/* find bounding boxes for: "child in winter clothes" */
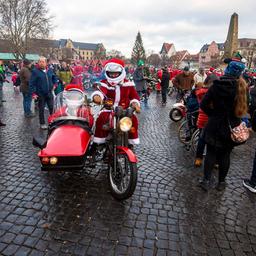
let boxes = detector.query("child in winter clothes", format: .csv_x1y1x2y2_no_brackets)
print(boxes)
194,83,209,167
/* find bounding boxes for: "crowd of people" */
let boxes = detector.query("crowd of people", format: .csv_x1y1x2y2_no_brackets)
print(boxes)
1,55,256,193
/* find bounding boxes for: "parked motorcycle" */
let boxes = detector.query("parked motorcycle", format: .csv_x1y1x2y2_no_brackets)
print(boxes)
169,101,186,122
169,89,189,122
33,87,138,200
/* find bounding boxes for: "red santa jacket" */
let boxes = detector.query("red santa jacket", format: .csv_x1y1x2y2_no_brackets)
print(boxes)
195,87,209,129
91,79,140,109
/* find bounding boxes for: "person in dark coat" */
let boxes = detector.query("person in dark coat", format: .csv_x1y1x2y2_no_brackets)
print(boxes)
20,59,33,117
29,57,58,129
133,60,147,98
160,66,170,106
198,60,247,191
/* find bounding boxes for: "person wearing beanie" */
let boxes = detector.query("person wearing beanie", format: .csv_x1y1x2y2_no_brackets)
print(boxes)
133,59,148,101
198,60,247,191
173,66,194,102
160,66,170,106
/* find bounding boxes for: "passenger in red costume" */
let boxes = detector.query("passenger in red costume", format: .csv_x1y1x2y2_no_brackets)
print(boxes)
48,84,94,128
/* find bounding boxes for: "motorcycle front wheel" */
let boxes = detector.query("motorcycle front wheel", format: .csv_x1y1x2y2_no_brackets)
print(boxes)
108,153,137,200
169,108,183,122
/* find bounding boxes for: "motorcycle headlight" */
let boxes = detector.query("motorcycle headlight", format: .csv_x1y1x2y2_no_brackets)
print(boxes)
119,117,132,132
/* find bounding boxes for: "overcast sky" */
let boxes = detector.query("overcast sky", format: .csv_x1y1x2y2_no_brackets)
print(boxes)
46,0,256,57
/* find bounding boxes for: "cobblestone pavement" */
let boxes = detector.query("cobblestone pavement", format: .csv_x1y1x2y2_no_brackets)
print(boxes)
1,83,256,256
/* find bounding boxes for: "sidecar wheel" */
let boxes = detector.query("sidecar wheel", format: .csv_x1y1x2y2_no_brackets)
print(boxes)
108,154,137,200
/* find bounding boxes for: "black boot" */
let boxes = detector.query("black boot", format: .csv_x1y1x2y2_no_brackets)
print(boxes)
198,178,210,191
0,121,6,127
87,143,98,167
216,181,226,191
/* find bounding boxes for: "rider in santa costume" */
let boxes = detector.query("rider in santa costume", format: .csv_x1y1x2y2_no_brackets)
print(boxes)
92,58,141,145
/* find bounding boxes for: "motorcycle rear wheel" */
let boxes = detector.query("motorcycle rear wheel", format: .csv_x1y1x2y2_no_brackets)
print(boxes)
108,153,137,200
169,108,183,122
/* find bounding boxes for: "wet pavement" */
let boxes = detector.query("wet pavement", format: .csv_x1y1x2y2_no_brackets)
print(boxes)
0,83,256,256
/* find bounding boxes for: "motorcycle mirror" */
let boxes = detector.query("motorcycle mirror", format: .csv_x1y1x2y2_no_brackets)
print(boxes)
32,136,47,149
115,106,124,117
93,82,101,89
126,107,134,117
92,83,99,90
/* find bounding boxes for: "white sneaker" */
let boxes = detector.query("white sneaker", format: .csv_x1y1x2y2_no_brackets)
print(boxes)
40,124,48,130
243,179,256,193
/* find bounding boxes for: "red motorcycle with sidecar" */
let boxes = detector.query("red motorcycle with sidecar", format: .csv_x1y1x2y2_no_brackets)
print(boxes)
33,87,138,200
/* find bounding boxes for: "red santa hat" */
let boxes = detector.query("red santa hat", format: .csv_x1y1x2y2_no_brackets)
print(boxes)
104,58,125,68
65,84,84,92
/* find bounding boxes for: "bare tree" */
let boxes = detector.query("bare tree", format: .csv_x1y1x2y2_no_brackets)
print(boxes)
147,53,161,67
106,49,123,59
170,55,181,68
204,54,223,68
0,0,53,59
94,44,106,60
247,49,256,69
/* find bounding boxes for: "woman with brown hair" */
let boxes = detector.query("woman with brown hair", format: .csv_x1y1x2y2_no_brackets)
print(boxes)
198,60,247,191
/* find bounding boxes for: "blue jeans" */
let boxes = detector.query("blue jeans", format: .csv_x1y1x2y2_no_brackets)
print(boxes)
22,93,32,115
196,128,206,158
38,93,54,124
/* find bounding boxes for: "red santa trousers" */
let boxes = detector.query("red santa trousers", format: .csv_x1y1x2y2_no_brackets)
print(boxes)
93,110,139,145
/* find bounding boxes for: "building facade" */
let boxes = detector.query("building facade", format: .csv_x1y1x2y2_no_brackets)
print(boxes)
0,38,106,62
199,38,256,68
238,38,256,68
160,43,176,58
199,41,224,67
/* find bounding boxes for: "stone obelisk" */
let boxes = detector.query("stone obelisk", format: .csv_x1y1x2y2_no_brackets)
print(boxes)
223,13,238,58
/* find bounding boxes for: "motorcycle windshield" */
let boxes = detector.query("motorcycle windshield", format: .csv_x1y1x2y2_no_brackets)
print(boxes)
53,90,90,121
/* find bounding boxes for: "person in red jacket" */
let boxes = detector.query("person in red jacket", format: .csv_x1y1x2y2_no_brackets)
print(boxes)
156,69,162,93
92,58,140,146
194,83,209,167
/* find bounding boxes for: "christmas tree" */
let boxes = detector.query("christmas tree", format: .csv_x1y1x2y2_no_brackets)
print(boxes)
131,32,146,65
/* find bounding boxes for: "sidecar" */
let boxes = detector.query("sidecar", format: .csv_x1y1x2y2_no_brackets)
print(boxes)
33,87,94,171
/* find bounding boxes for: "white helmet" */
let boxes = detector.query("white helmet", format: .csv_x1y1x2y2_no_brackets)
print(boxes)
104,59,126,86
